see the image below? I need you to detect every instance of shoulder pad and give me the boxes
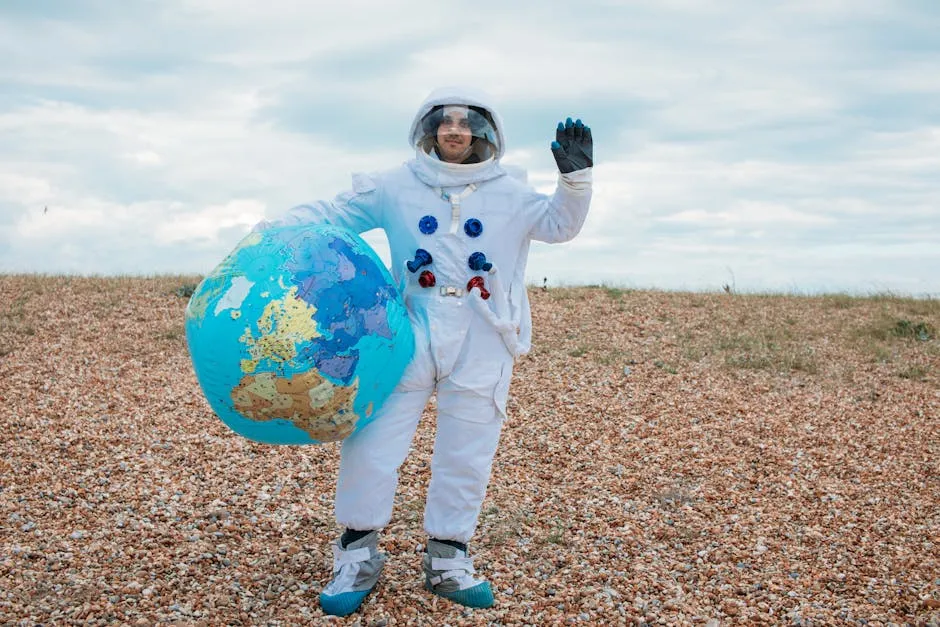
[501,164,528,184]
[351,172,377,194]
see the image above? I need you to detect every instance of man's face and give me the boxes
[436,106,472,163]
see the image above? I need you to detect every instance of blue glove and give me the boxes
[550,117,593,174]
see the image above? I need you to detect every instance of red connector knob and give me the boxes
[467,276,490,300]
[419,270,436,288]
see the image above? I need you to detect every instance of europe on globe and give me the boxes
[185,224,415,445]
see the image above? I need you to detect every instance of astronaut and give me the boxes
[258,86,593,616]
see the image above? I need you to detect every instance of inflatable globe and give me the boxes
[185,224,414,445]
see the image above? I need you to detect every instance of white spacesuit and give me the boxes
[263,86,593,615]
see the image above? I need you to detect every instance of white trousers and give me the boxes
[334,309,511,543]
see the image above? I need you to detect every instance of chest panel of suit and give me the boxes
[386,182,526,286]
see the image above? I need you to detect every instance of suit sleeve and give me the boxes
[523,168,593,244]
[254,172,383,235]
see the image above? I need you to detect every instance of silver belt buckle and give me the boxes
[440,286,464,297]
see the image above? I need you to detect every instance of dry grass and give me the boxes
[0,276,938,625]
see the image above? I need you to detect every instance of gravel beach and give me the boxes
[1,276,937,625]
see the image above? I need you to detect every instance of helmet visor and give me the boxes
[412,104,499,163]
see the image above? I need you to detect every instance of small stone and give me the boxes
[722,599,741,615]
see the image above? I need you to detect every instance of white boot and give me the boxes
[423,539,494,608]
[319,531,386,616]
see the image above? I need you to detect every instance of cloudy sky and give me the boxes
[1,0,938,295]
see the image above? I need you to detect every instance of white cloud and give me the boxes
[660,202,834,227]
[0,172,57,206]
[126,151,163,166]
[154,200,266,244]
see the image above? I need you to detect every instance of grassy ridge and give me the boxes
[3,276,936,383]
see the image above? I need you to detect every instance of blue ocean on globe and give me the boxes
[185,224,415,445]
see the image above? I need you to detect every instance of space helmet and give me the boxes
[411,104,500,164]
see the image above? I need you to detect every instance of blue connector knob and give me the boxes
[407,248,433,273]
[468,251,492,272]
[419,215,438,235]
[464,218,483,238]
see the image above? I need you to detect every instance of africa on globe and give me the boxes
[185,224,415,445]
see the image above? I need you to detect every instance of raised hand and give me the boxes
[550,117,593,174]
